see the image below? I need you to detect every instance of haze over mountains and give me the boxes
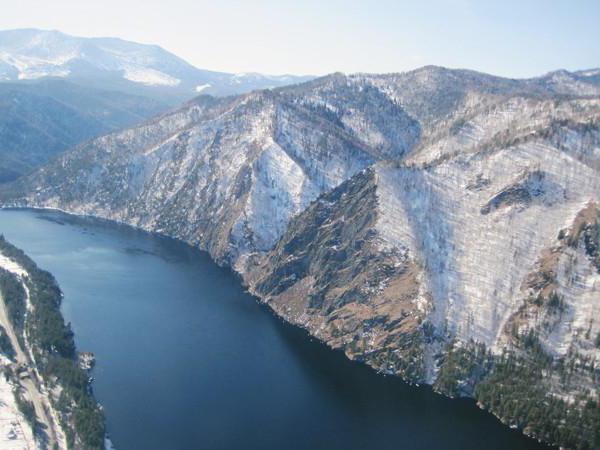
[0,79,167,182]
[3,63,599,449]
[0,28,313,182]
[0,29,313,101]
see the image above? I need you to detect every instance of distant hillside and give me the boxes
[0,79,168,182]
[0,28,313,182]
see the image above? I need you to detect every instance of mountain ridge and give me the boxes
[0,28,314,102]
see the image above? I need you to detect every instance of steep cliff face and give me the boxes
[259,95,600,367]
[248,168,430,380]
[2,67,599,449]
[251,95,600,448]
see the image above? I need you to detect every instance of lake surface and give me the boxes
[0,209,552,450]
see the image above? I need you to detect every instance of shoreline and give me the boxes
[0,206,559,450]
[0,234,107,450]
[0,253,67,449]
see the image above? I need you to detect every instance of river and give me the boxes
[0,209,551,450]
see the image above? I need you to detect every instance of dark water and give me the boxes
[0,209,551,450]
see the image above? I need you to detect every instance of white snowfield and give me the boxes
[195,84,211,92]
[0,49,74,80]
[0,257,26,278]
[122,67,181,86]
[0,369,36,450]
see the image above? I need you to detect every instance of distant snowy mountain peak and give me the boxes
[0,29,191,85]
[0,29,313,102]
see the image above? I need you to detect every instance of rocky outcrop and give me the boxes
[248,168,429,380]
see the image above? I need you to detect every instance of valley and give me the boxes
[1,65,598,449]
[0,29,313,183]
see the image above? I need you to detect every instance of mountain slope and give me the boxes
[2,78,420,270]
[253,94,599,359]
[0,29,313,103]
[2,66,599,449]
[251,95,600,448]
[0,79,168,182]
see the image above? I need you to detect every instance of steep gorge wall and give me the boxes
[1,68,600,448]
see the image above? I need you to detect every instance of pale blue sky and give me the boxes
[1,0,598,77]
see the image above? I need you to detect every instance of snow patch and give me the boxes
[123,67,180,86]
[0,373,37,449]
[0,255,27,278]
[195,83,211,92]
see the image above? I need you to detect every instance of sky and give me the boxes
[1,0,599,78]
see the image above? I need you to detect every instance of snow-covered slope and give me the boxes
[252,93,600,448]
[0,29,313,102]
[2,66,599,449]
[375,97,600,355]
[3,77,420,271]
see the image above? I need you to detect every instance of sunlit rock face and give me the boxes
[2,66,600,449]
[254,94,600,379]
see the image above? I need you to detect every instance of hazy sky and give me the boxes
[1,0,599,77]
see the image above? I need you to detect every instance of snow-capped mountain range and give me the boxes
[0,28,313,182]
[0,29,313,101]
[2,64,600,449]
